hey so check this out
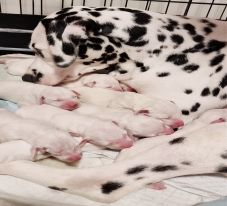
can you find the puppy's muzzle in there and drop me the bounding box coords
[22,73,43,83]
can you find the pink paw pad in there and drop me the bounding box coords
[170,120,184,128]
[65,154,82,162]
[110,139,133,150]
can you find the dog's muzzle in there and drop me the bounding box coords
[22,73,43,83]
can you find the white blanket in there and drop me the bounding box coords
[0,64,226,206]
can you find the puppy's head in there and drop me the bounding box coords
[39,87,81,110]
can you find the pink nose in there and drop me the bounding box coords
[170,120,184,128]
[66,154,82,162]
[60,101,80,110]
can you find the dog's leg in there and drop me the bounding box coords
[0,123,226,203]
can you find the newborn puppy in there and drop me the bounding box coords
[0,140,50,163]
[0,109,82,162]
[61,74,124,91]
[16,105,134,150]
[74,103,174,137]
[0,81,80,110]
[72,87,184,128]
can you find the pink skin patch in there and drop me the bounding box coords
[211,118,226,124]
[65,154,82,162]
[85,82,96,88]
[110,137,133,150]
[120,83,137,92]
[135,110,149,115]
[60,101,80,110]
[170,120,184,128]
[72,90,81,97]
[161,127,174,135]
[148,182,166,190]
[39,96,45,105]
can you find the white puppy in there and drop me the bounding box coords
[0,81,80,110]
[0,140,50,163]
[16,105,134,150]
[72,87,184,128]
[0,109,82,162]
[74,103,174,137]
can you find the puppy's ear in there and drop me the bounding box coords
[41,18,92,68]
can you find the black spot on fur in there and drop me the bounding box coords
[163,19,178,31]
[48,186,67,191]
[212,88,220,96]
[185,89,193,94]
[89,37,104,44]
[219,74,227,88]
[152,165,178,172]
[113,17,119,20]
[201,87,210,96]
[157,72,170,77]
[62,42,75,55]
[83,62,92,65]
[153,49,162,56]
[204,27,212,35]
[141,66,150,72]
[53,55,64,63]
[118,8,141,13]
[183,23,196,35]
[169,137,185,144]
[181,161,191,165]
[136,177,145,180]
[210,54,225,67]
[190,102,200,112]
[126,40,149,47]
[135,61,144,67]
[66,16,82,24]
[157,34,166,42]
[166,54,188,65]
[119,70,127,74]
[78,45,87,56]
[127,26,147,42]
[193,35,204,42]
[101,182,123,194]
[95,7,107,11]
[105,45,114,53]
[147,50,152,54]
[182,110,190,115]
[55,11,78,21]
[126,165,148,175]
[220,94,227,100]
[216,165,227,173]
[56,7,72,15]
[202,40,226,54]
[216,66,223,73]
[171,34,184,45]
[87,43,102,51]
[221,152,227,159]
[182,64,199,73]
[134,12,151,25]
[183,43,205,54]
[88,11,101,17]
[32,69,37,75]
[106,53,117,61]
[34,48,44,58]
[208,22,216,28]
[107,37,122,48]
[47,35,55,46]
[101,22,116,35]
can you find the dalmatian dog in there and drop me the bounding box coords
[0,109,82,162]
[0,81,80,110]
[71,87,184,127]
[74,103,174,137]
[0,120,225,202]
[16,105,134,150]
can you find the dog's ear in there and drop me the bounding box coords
[40,18,99,68]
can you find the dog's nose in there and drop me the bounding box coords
[22,74,35,83]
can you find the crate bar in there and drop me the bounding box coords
[19,0,22,14]
[125,0,128,7]
[165,0,171,14]
[147,0,152,10]
[206,0,214,18]
[184,0,192,16]
[62,0,64,9]
[71,0,74,6]
[219,4,227,20]
[32,0,34,15]
[0,2,2,13]
[145,1,150,10]
[40,0,43,15]
[83,0,86,6]
[103,0,107,6]
[110,0,113,6]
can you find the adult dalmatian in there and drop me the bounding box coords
[0,6,226,203]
